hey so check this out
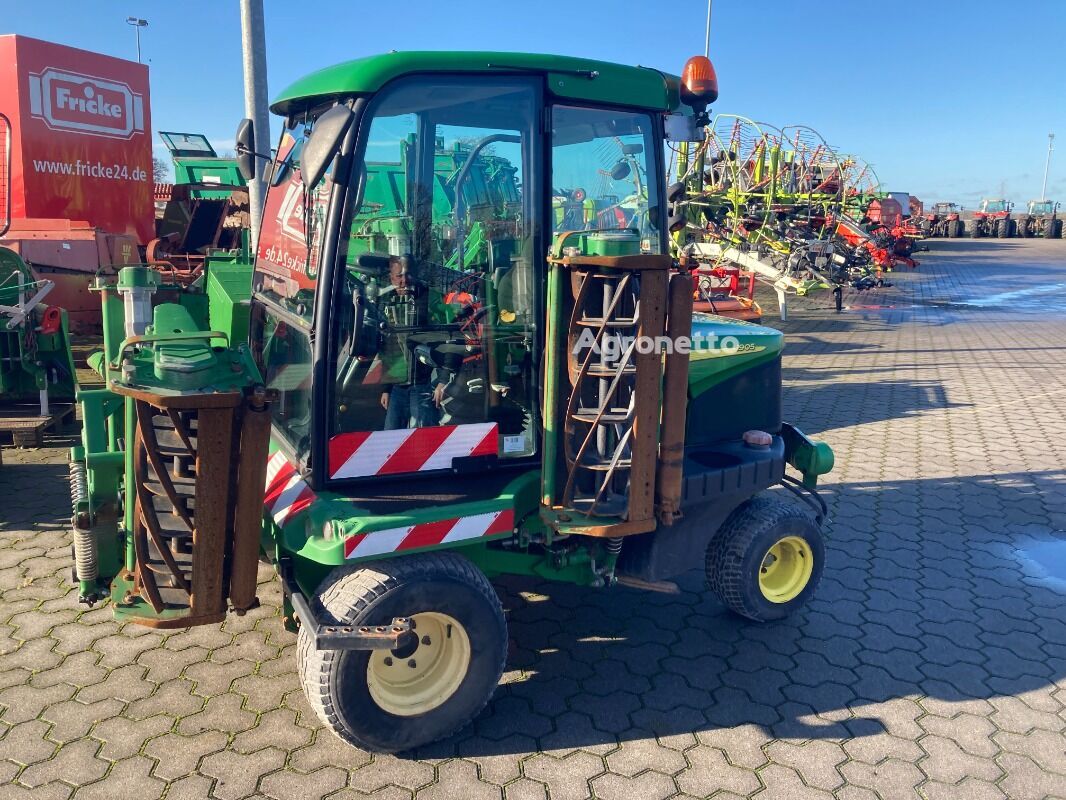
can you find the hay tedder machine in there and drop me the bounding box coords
[1016,200,1061,238]
[65,51,834,753]
[922,202,965,238]
[968,198,1015,238]
[668,114,915,318]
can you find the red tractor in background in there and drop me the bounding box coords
[967,198,1015,238]
[923,202,965,238]
[1016,200,1062,238]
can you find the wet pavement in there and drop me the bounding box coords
[2,237,1065,799]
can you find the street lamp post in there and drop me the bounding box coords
[1041,133,1054,202]
[240,0,270,252]
[126,17,148,64]
[704,0,712,57]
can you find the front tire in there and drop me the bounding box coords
[1018,219,1032,238]
[1044,219,1062,238]
[706,495,825,621]
[298,553,507,753]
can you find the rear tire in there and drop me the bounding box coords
[997,218,1012,238]
[705,495,825,621]
[955,220,966,237]
[946,219,958,238]
[298,552,507,753]
[968,220,982,238]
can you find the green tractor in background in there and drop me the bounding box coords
[68,51,834,753]
[1016,200,1061,239]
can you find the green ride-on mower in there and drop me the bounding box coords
[67,51,834,753]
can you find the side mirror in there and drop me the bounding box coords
[609,159,631,181]
[235,118,256,181]
[666,182,686,203]
[666,181,687,232]
[301,104,355,189]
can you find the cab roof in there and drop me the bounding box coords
[271,51,682,116]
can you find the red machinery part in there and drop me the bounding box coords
[39,304,61,335]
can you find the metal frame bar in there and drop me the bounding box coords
[278,559,415,651]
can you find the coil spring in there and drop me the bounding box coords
[606,537,623,556]
[68,461,97,582]
[69,460,88,515]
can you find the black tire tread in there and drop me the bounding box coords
[705,495,819,622]
[297,552,506,752]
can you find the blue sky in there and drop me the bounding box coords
[6,0,1066,208]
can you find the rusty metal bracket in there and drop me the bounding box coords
[280,560,415,652]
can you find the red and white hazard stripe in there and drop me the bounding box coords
[264,451,316,527]
[328,423,497,479]
[343,508,514,559]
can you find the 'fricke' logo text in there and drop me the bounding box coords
[28,68,144,139]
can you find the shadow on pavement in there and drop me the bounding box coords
[411,469,1066,759]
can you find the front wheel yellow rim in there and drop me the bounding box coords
[367,612,471,716]
[758,536,814,603]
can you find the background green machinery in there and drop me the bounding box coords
[0,248,77,422]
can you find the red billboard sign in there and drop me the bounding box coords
[0,35,154,243]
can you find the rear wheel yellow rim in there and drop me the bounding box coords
[758,536,814,603]
[367,612,471,716]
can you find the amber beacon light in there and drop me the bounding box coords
[680,55,719,111]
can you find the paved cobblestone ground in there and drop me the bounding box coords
[2,238,1065,799]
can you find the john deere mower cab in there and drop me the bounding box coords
[70,52,833,755]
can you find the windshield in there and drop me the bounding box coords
[981,200,1007,213]
[1029,201,1053,214]
[550,106,660,250]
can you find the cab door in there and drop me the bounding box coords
[321,76,543,486]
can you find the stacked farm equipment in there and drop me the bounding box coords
[669,115,916,319]
[149,131,250,283]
